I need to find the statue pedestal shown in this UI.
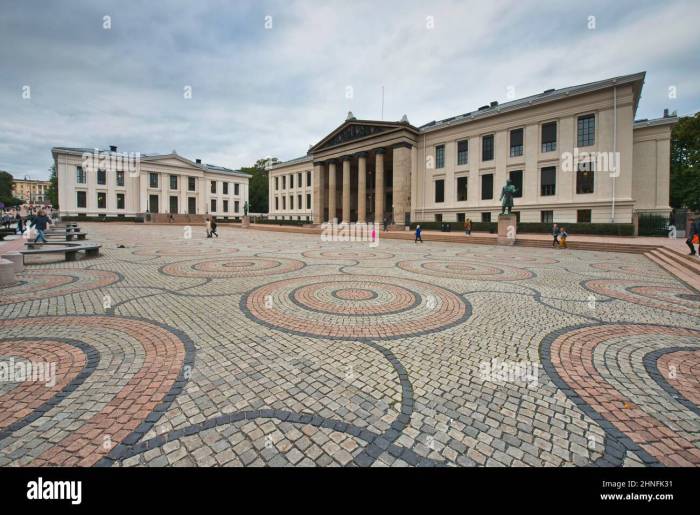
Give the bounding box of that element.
[497,214,517,246]
[241,216,250,228]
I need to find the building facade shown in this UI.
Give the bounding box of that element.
[12,178,50,204]
[53,147,250,219]
[268,72,675,225]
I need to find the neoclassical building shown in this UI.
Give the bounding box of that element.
[268,71,675,226]
[11,178,51,205]
[53,146,250,220]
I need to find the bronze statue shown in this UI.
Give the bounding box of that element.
[500,179,517,215]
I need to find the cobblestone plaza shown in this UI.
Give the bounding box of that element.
[1,223,698,467]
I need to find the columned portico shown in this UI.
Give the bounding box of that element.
[374,148,385,224]
[357,152,367,223]
[312,161,325,224]
[342,156,351,223]
[327,160,337,222]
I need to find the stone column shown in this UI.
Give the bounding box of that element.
[312,162,325,224]
[392,144,412,227]
[342,156,351,224]
[357,152,367,223]
[328,161,337,223]
[374,149,385,224]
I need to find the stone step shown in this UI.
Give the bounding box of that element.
[655,247,700,275]
[646,250,700,292]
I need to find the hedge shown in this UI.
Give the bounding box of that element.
[254,218,307,227]
[411,221,634,236]
[60,215,141,223]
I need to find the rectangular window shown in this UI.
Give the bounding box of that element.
[542,122,557,152]
[298,195,302,210]
[482,135,494,161]
[97,192,106,209]
[117,193,125,210]
[541,167,556,196]
[481,212,491,223]
[307,172,311,187]
[210,181,217,194]
[435,145,445,169]
[149,194,159,213]
[577,209,592,223]
[509,129,523,157]
[97,169,106,185]
[457,177,468,201]
[170,196,178,214]
[76,166,86,184]
[509,170,523,198]
[275,197,279,210]
[481,174,493,200]
[76,191,86,208]
[282,196,286,210]
[188,197,196,214]
[576,162,594,194]
[282,176,286,189]
[234,201,239,213]
[223,182,229,195]
[457,140,469,165]
[149,173,158,188]
[297,173,302,187]
[306,193,311,209]
[223,200,229,212]
[290,195,294,210]
[210,198,217,213]
[116,171,124,187]
[577,114,595,147]
[275,177,279,190]
[541,210,553,224]
[434,214,443,222]
[188,177,196,191]
[435,179,445,203]
[169,175,177,190]
[290,174,294,189]
[457,213,465,222]
[234,183,239,195]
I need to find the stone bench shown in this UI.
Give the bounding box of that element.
[0,229,16,241]
[21,242,101,263]
[45,231,87,241]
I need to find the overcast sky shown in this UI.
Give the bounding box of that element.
[1,0,698,179]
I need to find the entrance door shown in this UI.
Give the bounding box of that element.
[149,194,159,213]
[188,197,196,214]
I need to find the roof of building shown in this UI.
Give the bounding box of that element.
[633,115,679,128]
[268,155,313,170]
[51,147,251,177]
[418,71,647,133]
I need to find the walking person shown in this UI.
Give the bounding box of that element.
[552,223,560,248]
[32,209,51,244]
[559,227,568,249]
[415,224,423,243]
[686,217,700,256]
[15,212,24,234]
[205,217,212,238]
[210,216,218,238]
[464,218,472,236]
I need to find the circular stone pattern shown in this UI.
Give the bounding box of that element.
[302,249,394,260]
[397,258,533,281]
[132,246,232,257]
[0,269,121,305]
[161,257,305,278]
[242,274,470,339]
[541,323,700,466]
[583,279,700,316]
[590,262,669,278]
[456,251,559,265]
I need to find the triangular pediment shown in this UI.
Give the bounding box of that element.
[141,154,203,170]
[309,120,417,154]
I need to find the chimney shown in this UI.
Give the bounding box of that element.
[110,145,117,152]
[663,108,669,118]
[196,158,202,165]
[490,101,498,108]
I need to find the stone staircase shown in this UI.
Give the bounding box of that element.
[645,247,700,291]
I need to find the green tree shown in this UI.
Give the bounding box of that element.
[46,164,59,208]
[241,157,278,213]
[670,112,700,211]
[0,171,22,207]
